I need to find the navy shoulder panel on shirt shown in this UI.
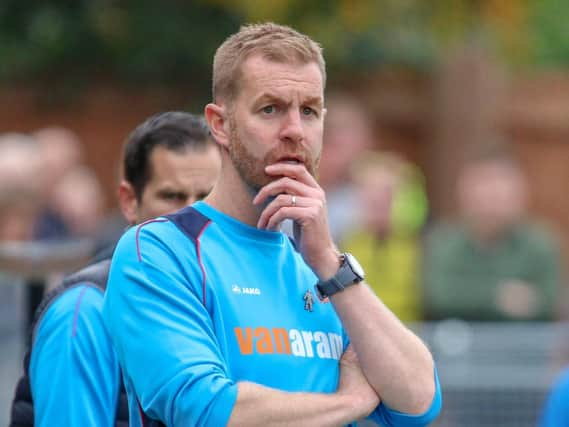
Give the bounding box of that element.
[165,206,211,243]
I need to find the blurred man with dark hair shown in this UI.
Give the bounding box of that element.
[10,112,220,427]
[119,111,221,224]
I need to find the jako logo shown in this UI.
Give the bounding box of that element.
[233,285,261,295]
[234,327,343,360]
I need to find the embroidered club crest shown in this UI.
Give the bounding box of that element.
[303,289,314,312]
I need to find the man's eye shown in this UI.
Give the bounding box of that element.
[262,105,275,114]
[161,192,186,201]
[302,107,316,116]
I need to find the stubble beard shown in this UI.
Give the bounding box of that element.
[227,117,321,196]
[228,119,271,194]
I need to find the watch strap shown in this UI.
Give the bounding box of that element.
[316,276,345,299]
[315,255,361,298]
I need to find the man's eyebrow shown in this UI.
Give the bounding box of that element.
[252,93,282,106]
[253,93,323,108]
[304,96,323,108]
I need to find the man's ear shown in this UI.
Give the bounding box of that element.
[118,181,139,225]
[205,103,230,149]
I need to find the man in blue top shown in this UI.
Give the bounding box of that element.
[10,112,221,427]
[103,23,442,426]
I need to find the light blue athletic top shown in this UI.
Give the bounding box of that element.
[102,201,441,426]
[30,285,121,427]
[540,367,569,427]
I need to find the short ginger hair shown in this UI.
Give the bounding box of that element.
[212,22,326,104]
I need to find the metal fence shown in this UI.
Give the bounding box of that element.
[416,321,568,427]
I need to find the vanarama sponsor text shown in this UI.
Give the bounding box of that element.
[234,327,343,360]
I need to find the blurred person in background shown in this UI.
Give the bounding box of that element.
[51,166,106,239]
[341,151,428,323]
[9,112,221,427]
[0,133,42,426]
[423,144,562,321]
[318,93,374,243]
[0,134,42,242]
[32,127,83,241]
[25,129,96,327]
[0,190,40,243]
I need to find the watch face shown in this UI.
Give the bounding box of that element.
[345,253,365,279]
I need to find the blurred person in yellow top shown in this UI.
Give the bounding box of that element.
[341,151,428,322]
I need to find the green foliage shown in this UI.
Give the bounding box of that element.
[0,1,240,86]
[526,0,569,68]
[0,1,567,88]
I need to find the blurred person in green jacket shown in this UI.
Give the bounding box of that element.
[423,144,561,321]
[341,151,428,322]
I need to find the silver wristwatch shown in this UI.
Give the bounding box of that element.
[315,253,365,299]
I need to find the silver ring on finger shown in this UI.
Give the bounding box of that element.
[291,195,297,207]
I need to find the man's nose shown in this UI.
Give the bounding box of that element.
[279,109,304,143]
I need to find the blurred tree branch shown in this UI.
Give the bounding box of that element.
[0,1,566,91]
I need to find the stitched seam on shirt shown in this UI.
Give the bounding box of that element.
[71,285,96,337]
[136,218,168,262]
[196,220,211,307]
